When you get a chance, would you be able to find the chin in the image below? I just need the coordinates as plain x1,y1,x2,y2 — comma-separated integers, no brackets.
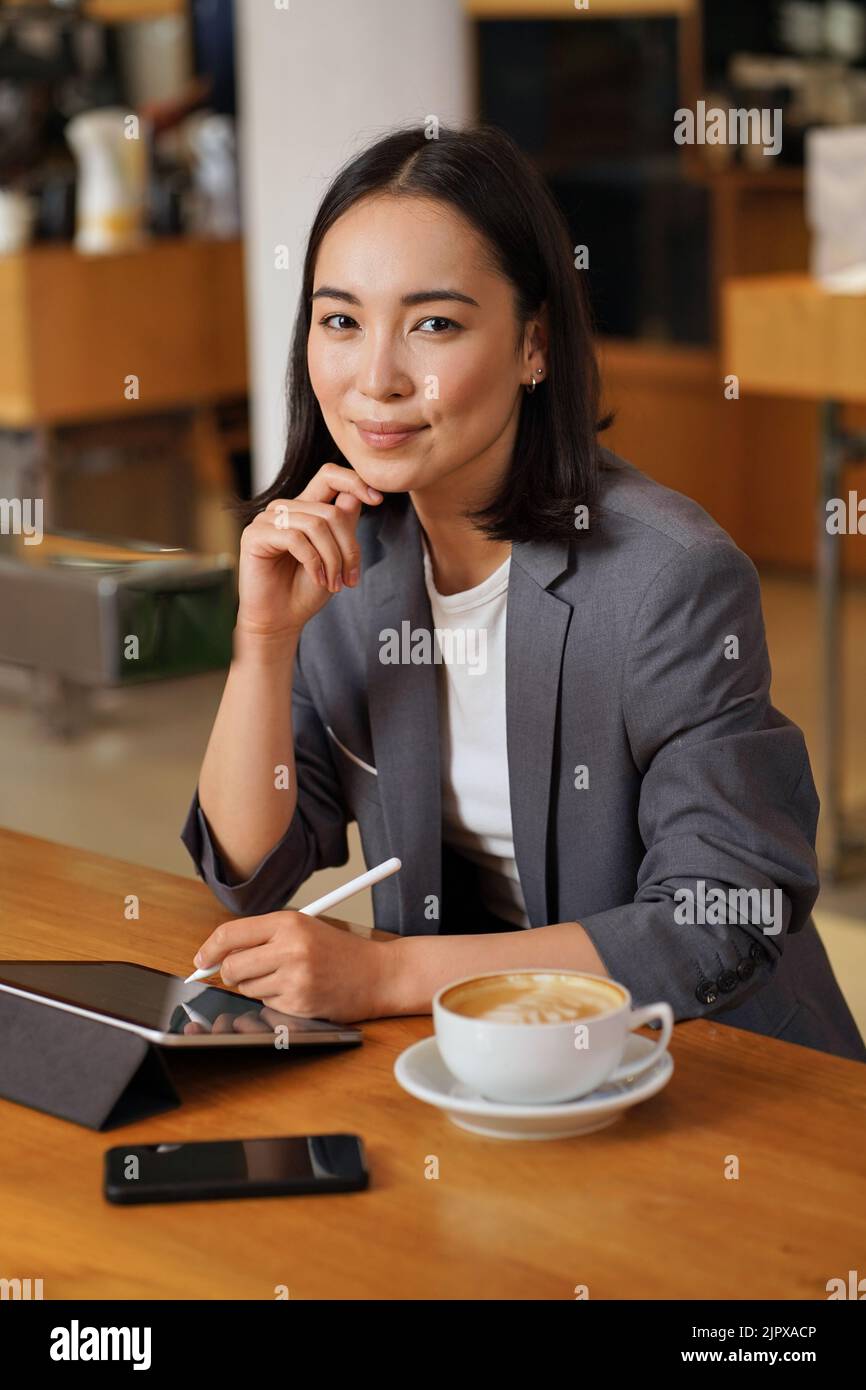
350,457,429,492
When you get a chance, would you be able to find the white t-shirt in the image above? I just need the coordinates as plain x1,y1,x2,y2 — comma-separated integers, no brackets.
422,538,531,928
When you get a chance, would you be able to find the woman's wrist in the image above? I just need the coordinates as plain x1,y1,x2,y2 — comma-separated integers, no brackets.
232,621,300,669
373,934,447,1016
372,936,423,1016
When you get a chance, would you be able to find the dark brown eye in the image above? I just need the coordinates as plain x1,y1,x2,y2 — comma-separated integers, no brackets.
417,317,459,333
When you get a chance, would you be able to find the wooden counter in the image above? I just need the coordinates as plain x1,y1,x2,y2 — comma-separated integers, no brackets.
724,272,866,403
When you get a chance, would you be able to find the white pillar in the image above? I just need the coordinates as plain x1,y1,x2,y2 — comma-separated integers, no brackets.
234,0,471,491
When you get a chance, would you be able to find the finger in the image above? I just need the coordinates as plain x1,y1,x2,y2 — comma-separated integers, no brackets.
269,510,345,591
219,942,284,987
263,498,344,522
320,499,362,584
237,973,287,1006
334,491,362,515
259,1005,287,1027
299,462,382,507
194,915,281,971
279,526,331,588
332,494,364,583
229,1012,274,1033
212,1013,239,1033
245,513,328,588
265,502,361,587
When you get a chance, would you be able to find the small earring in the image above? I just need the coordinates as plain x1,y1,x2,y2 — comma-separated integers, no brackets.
525,368,544,395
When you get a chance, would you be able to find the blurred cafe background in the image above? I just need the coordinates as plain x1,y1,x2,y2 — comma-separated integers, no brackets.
0,0,864,1030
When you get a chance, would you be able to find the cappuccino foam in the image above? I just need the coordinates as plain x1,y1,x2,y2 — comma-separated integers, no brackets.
442,972,624,1025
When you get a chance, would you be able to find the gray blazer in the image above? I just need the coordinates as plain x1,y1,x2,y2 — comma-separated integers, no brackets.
182,450,866,1063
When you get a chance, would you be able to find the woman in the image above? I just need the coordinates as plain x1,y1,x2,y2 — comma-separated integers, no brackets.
182,123,865,1062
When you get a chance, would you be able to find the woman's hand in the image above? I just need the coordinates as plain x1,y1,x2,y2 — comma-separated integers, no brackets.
236,462,383,639
191,909,397,1022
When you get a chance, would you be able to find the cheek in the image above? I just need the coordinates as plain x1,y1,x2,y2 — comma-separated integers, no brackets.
307,339,350,403
434,347,518,425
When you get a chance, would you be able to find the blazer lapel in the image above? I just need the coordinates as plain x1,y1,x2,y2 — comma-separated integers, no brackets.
363,497,573,935
506,539,573,926
365,499,442,936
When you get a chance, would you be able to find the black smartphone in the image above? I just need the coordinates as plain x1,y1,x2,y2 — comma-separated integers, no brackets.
104,1134,368,1205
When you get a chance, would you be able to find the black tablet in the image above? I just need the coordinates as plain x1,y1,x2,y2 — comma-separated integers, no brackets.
0,960,362,1048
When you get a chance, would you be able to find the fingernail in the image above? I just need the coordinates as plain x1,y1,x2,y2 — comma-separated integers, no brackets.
367,487,383,501
334,575,343,590
348,568,360,585
194,952,202,967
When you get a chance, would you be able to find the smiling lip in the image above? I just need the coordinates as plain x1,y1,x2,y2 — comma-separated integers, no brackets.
354,420,428,449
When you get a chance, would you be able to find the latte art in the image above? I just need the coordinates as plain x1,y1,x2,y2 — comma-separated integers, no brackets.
442,972,624,1025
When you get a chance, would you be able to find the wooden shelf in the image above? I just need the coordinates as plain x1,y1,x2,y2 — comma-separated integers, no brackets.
3,0,184,20
0,237,247,428
84,0,183,19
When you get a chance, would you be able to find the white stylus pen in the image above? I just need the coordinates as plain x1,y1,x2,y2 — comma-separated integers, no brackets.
183,856,402,983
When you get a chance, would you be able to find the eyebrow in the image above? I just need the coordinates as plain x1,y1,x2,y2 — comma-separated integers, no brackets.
311,286,480,308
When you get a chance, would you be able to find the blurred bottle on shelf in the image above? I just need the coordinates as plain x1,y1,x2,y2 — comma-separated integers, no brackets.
182,111,239,239
65,105,148,253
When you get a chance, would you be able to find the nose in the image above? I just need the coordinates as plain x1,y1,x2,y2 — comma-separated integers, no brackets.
356,329,413,401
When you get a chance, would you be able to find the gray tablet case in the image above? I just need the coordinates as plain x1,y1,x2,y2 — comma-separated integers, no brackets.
0,989,180,1130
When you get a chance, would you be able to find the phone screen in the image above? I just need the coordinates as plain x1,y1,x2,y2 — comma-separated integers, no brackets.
104,1134,367,1204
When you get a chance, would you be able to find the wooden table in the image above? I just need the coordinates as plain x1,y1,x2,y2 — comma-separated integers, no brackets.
723,273,866,879
1,828,865,1300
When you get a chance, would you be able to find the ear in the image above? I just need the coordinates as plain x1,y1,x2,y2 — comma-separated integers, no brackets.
521,301,549,376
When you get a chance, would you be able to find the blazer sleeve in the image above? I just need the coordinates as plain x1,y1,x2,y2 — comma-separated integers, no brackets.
578,538,820,1021
179,634,350,915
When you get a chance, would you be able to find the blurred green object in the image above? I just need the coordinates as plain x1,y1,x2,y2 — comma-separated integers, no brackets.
117,579,235,682
0,529,237,732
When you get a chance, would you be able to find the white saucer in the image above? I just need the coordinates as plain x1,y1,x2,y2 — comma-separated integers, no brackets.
393,1032,674,1140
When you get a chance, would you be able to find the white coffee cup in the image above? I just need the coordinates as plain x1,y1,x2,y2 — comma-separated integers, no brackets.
433,969,674,1105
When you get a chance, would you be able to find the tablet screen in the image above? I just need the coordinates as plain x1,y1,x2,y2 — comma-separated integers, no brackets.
0,960,345,1040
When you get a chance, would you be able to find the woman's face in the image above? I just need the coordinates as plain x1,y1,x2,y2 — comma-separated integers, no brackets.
307,194,543,501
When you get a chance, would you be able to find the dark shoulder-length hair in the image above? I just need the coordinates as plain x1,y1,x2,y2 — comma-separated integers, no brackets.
242,121,611,541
